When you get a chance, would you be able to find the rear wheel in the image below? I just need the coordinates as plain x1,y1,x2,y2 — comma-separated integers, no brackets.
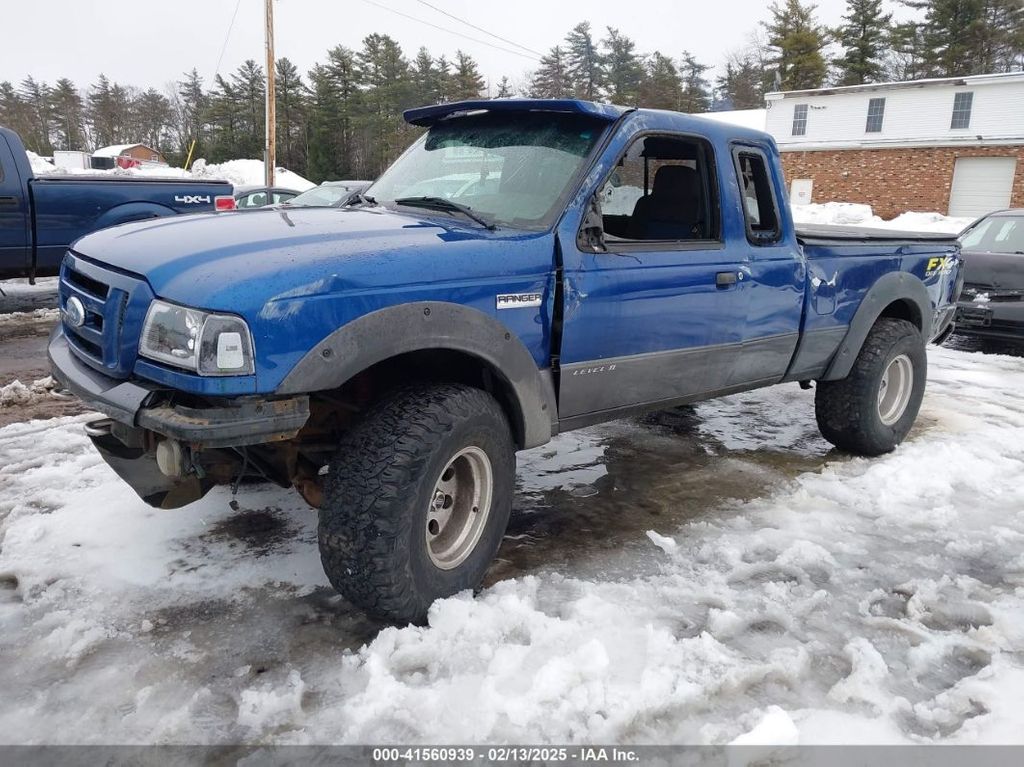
815,318,926,456
318,383,515,625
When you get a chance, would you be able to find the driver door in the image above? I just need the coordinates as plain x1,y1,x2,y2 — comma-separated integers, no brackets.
557,133,750,423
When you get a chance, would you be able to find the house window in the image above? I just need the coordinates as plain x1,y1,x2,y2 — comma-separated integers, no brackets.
792,104,808,136
951,92,973,129
865,97,885,133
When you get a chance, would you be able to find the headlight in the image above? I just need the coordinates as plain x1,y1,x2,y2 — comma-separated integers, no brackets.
140,300,255,376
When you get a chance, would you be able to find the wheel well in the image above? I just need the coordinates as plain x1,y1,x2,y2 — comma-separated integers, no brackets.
878,298,922,330
326,349,526,448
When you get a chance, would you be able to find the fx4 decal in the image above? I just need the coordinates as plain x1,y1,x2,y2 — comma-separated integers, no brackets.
926,256,956,276
174,195,212,205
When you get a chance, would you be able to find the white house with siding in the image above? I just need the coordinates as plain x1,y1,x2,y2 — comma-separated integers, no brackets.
763,72,1024,218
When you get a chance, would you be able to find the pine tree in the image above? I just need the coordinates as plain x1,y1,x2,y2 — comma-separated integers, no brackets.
435,55,455,102
230,60,266,160
357,34,413,175
51,79,86,151
529,46,571,98
171,69,206,162
601,28,644,104
411,48,441,105
678,52,712,113
904,0,1024,76
134,88,171,151
275,58,307,173
715,53,767,109
639,52,683,110
494,76,514,98
764,0,829,90
87,75,118,148
0,82,33,149
887,21,929,80
451,50,485,100
565,22,604,99
18,77,54,154
834,0,892,84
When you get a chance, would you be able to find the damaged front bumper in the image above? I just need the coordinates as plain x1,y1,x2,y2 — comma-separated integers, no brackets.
954,298,1024,341
48,326,310,507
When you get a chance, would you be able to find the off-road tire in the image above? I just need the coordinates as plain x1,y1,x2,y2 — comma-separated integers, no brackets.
815,318,926,456
319,383,515,625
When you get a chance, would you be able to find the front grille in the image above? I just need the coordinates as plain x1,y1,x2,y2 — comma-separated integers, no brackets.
59,252,152,378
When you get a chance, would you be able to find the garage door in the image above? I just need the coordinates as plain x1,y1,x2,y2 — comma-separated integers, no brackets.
948,157,1017,218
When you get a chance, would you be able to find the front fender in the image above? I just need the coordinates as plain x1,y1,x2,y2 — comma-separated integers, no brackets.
277,301,556,449
822,271,932,381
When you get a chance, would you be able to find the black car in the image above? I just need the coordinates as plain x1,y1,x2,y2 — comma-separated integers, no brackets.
954,210,1024,341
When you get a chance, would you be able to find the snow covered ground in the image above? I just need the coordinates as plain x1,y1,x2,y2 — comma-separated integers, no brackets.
27,151,314,192
1,344,1022,745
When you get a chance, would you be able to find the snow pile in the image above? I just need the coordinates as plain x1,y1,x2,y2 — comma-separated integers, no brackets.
0,376,57,408
30,151,314,192
792,202,973,234
0,308,60,327
190,159,314,192
25,151,57,175
1,346,1023,744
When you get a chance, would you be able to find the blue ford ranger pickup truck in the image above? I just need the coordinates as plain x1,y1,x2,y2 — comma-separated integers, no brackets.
48,100,962,623
0,127,234,281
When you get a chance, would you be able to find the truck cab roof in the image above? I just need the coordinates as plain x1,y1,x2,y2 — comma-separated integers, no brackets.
402,98,775,146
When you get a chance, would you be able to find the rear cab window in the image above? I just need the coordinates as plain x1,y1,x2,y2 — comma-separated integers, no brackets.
732,146,781,245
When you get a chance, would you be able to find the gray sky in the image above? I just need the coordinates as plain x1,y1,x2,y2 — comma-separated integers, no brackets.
4,0,868,94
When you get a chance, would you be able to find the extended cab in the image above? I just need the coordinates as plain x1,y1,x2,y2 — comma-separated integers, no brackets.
49,100,962,623
0,127,234,281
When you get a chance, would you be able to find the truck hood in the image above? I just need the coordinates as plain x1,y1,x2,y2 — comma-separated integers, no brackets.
70,206,523,310
961,249,1024,291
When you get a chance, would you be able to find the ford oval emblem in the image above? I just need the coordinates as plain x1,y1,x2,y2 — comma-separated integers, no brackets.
65,296,86,328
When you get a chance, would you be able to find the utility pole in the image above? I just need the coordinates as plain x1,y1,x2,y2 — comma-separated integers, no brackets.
264,0,276,187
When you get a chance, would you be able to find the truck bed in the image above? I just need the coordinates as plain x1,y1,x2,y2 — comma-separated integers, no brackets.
797,223,960,245
32,175,230,185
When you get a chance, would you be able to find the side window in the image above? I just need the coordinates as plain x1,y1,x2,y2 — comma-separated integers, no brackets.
866,98,885,133
734,148,781,245
595,134,720,243
951,92,973,129
792,104,808,136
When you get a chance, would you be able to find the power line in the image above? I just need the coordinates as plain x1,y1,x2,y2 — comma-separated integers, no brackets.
356,0,542,62
414,0,543,57
212,0,244,81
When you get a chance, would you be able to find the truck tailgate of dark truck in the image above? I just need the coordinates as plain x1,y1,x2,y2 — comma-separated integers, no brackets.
0,126,234,280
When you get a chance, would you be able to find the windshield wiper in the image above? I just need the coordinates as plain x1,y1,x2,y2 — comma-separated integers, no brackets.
393,196,496,230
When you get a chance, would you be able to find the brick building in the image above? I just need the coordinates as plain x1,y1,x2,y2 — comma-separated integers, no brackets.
764,72,1024,219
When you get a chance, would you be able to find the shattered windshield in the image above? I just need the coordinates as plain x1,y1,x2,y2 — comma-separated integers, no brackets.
364,111,607,229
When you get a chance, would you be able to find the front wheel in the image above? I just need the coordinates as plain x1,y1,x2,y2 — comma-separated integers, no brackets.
319,383,515,625
815,318,927,456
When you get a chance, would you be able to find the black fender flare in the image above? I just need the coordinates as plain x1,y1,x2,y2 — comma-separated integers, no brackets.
822,272,932,381
276,301,556,449
94,201,177,230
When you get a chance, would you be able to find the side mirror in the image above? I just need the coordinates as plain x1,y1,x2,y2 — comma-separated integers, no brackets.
577,193,607,253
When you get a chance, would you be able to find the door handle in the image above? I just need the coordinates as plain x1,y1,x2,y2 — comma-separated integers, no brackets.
0,195,19,207
716,271,738,289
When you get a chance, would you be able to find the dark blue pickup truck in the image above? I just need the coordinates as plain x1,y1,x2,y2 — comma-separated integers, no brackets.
49,100,962,623
0,127,235,280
